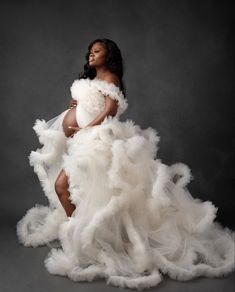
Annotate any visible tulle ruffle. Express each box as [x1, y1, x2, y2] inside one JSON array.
[[17, 113, 235, 290]]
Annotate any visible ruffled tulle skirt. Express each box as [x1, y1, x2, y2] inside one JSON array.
[[17, 110, 235, 290]]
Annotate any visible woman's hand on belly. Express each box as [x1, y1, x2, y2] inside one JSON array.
[[69, 98, 77, 109], [62, 107, 79, 137], [68, 126, 81, 138]]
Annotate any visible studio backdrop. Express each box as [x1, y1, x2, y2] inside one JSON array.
[[0, 0, 234, 229]]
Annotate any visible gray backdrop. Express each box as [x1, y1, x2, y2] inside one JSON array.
[[1, 0, 234, 231]]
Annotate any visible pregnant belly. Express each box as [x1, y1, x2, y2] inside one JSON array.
[[62, 107, 79, 137]]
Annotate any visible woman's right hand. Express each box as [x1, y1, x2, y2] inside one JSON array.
[[69, 98, 77, 109], [68, 126, 81, 138]]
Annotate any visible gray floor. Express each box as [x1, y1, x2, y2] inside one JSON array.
[[1, 217, 234, 292]]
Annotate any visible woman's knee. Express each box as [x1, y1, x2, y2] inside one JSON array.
[[55, 171, 68, 195], [54, 179, 63, 195]]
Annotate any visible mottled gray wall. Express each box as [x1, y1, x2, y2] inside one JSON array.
[[1, 0, 234, 228]]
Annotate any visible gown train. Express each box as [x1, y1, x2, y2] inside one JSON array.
[[16, 77, 235, 290]]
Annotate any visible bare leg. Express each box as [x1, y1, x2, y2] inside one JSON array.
[[55, 169, 76, 217]]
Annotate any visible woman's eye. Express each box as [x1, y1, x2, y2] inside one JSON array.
[[89, 50, 100, 57]]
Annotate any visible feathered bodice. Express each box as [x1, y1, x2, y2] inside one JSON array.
[[70, 77, 128, 118]]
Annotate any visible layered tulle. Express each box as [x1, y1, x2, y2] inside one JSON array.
[[17, 77, 235, 290], [17, 113, 235, 289]]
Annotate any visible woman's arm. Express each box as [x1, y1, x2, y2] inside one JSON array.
[[68, 95, 118, 137], [84, 95, 118, 128]]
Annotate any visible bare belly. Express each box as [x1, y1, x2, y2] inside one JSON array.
[[62, 107, 79, 137]]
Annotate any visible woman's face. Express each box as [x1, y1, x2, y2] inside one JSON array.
[[88, 42, 108, 68]]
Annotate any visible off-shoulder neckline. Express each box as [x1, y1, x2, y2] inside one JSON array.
[[91, 77, 122, 92]]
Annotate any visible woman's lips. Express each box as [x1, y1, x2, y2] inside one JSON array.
[[89, 59, 95, 62]]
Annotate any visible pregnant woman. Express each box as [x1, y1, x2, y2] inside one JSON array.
[[55, 41, 120, 218], [17, 38, 235, 290]]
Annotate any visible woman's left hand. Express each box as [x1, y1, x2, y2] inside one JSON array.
[[68, 126, 81, 138]]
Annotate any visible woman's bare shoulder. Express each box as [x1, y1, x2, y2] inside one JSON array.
[[103, 74, 121, 88]]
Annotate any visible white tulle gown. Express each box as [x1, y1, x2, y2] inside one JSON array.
[[17, 77, 235, 290]]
